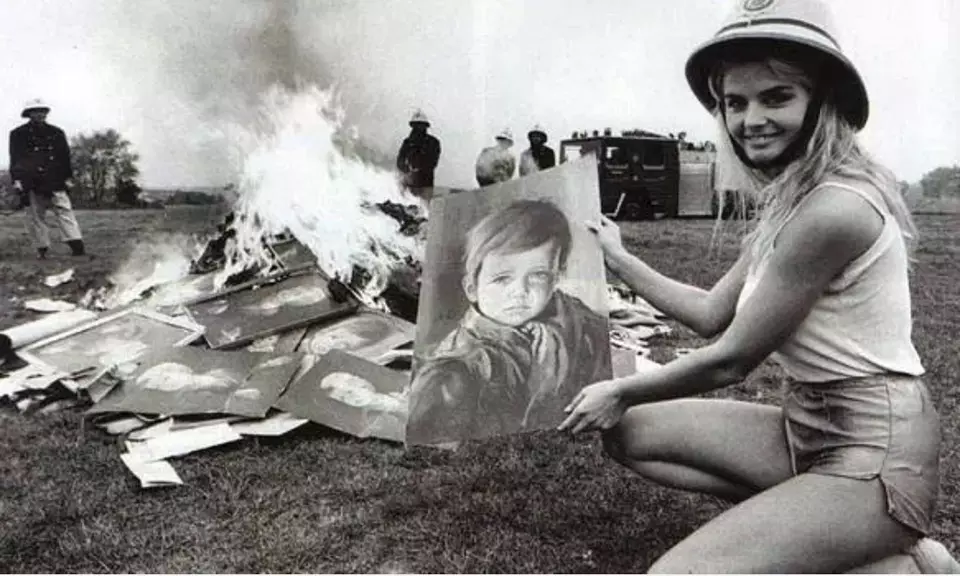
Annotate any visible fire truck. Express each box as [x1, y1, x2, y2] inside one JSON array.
[[559, 130, 681, 220]]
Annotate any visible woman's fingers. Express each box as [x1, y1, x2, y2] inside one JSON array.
[[558, 410, 580, 431], [564, 391, 585, 413]]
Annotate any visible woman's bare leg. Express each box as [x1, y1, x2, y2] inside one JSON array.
[[647, 474, 916, 573], [601, 398, 926, 572], [602, 398, 793, 497]]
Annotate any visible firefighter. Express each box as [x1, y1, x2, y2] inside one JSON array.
[[9, 98, 85, 258], [518, 124, 556, 177], [475, 128, 516, 187], [395, 109, 441, 194]]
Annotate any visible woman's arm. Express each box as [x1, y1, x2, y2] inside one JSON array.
[[616, 187, 882, 404], [562, 188, 882, 432], [589, 216, 749, 338], [606, 247, 749, 338]]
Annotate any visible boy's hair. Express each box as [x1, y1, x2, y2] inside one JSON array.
[[463, 199, 572, 286]]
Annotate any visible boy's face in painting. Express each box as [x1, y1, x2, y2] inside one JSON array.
[[465, 241, 561, 327]]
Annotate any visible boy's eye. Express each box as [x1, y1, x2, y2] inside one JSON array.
[[528, 271, 554, 284], [492, 274, 512, 284]]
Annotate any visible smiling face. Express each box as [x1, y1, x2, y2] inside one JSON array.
[[465, 241, 560, 327], [721, 61, 814, 173]]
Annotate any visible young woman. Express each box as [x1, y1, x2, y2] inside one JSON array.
[[558, 0, 959, 572]]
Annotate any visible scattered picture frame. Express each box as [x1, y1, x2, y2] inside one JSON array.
[[18, 307, 203, 377], [88, 347, 301, 418], [185, 269, 360, 350], [275, 349, 409, 443], [296, 309, 416, 363]]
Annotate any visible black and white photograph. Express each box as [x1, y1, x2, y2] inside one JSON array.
[[0, 0, 958, 572], [406, 157, 612, 445]]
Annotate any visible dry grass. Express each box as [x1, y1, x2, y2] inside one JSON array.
[[0, 208, 957, 573]]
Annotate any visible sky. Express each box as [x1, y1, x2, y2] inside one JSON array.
[[1, 0, 957, 189]]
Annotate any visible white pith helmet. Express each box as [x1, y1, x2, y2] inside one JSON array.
[[21, 97, 51, 118], [409, 109, 430, 127], [685, 0, 869, 130], [528, 124, 547, 140], [495, 128, 514, 143]]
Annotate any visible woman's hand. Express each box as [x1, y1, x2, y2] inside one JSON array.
[[585, 215, 627, 260], [558, 379, 627, 434]]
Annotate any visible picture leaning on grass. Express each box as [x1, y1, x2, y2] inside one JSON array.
[[407, 157, 612, 446]]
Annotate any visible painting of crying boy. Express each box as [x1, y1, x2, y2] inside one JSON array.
[[407, 160, 612, 445]]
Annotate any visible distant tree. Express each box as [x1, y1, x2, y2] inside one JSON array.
[[116, 179, 142, 205], [919, 165, 960, 198], [70, 129, 141, 206], [165, 190, 224, 206]]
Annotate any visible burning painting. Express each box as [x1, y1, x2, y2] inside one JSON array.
[[88, 347, 301, 418], [268, 238, 317, 271], [185, 270, 359, 349], [297, 309, 416, 363], [275, 349, 409, 442], [407, 157, 612, 446], [18, 308, 203, 376]]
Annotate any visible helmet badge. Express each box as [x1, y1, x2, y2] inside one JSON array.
[[742, 0, 776, 12]]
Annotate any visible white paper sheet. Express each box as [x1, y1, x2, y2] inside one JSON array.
[[124, 423, 242, 462], [24, 298, 78, 313], [230, 411, 309, 436], [120, 452, 184, 488]]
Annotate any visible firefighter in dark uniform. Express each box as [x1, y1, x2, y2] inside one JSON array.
[[519, 124, 556, 177], [396, 109, 441, 196], [9, 98, 85, 258]]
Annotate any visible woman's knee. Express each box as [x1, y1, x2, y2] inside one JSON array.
[[601, 408, 653, 464], [601, 404, 666, 464]]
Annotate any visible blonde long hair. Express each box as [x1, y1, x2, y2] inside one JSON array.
[[708, 56, 918, 268]]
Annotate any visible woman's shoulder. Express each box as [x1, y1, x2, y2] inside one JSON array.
[[780, 180, 885, 258]]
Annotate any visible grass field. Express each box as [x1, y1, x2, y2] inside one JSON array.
[[0, 207, 957, 572]]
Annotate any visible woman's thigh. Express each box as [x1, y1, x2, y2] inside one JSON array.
[[648, 473, 917, 573], [603, 398, 793, 494]]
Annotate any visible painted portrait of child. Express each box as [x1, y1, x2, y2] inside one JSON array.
[[407, 198, 612, 445]]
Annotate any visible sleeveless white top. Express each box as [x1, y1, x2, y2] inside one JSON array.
[[736, 181, 925, 382]]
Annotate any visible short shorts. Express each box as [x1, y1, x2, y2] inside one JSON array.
[[782, 374, 941, 535]]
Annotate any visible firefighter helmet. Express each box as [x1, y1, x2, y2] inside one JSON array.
[[528, 124, 547, 140], [685, 0, 868, 129], [21, 98, 51, 118], [409, 109, 430, 127]]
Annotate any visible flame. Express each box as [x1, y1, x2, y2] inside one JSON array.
[[102, 235, 206, 309], [97, 84, 421, 314], [221, 84, 424, 306]]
